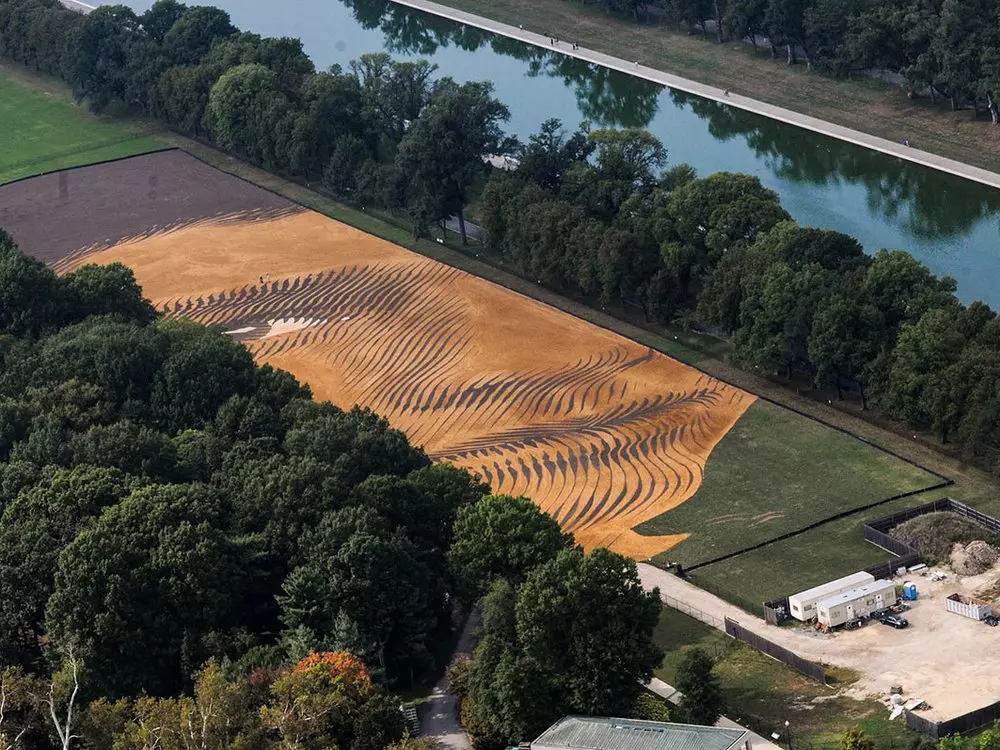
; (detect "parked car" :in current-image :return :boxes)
[881,614,909,629]
[984,615,999,627]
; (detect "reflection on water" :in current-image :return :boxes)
[667,90,1000,241]
[95,0,1000,304]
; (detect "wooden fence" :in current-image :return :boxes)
[906,698,1000,738]
[724,617,827,684]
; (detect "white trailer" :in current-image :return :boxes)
[817,580,897,628]
[946,593,993,621]
[788,572,875,621]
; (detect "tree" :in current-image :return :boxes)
[675,648,722,725]
[563,128,667,220]
[284,405,429,486]
[734,261,836,376]
[45,483,243,697]
[724,0,768,50]
[261,651,403,750]
[840,727,876,750]
[62,5,141,111]
[162,5,235,65]
[85,659,267,750]
[0,232,62,337]
[517,118,594,191]
[448,495,574,599]
[58,263,157,325]
[0,467,133,663]
[140,0,187,44]
[205,63,295,170]
[807,289,884,403]
[467,549,662,743]
[279,506,441,681]
[514,548,663,715]
[150,319,257,433]
[394,78,510,242]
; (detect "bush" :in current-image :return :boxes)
[632,691,671,722]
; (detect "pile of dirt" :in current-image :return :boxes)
[891,512,988,562]
[951,541,1000,576]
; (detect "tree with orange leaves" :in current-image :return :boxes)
[261,651,403,750]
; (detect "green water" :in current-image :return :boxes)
[102,0,1000,306]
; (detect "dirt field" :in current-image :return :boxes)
[1,150,755,558]
[642,562,1000,723]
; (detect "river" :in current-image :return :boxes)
[97,0,1000,306]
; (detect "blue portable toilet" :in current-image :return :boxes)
[902,582,917,601]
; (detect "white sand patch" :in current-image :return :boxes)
[263,317,327,338]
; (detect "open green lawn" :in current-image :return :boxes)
[654,607,916,749]
[637,400,941,572]
[0,74,164,184]
[688,485,1000,606]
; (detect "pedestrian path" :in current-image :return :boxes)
[389,0,1000,191]
[646,677,784,750]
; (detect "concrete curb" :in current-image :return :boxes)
[389,0,1000,191]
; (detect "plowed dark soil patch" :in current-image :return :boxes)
[0,150,299,265]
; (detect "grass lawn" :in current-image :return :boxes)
[0,73,164,184]
[636,400,941,570]
[429,0,1000,175]
[687,484,1000,606]
[654,607,917,748]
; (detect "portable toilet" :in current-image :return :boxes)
[902,582,917,601]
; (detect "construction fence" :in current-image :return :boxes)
[724,617,827,684]
[906,698,1000,739]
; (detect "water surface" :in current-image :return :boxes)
[99,0,1000,305]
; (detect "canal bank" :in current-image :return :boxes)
[389,0,1000,192]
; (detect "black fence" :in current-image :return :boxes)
[724,617,827,684]
[861,553,921,581]
[906,698,1000,738]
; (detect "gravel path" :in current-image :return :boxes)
[389,0,1000,191]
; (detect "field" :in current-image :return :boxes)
[1,149,755,558]
[636,401,941,569]
[0,73,164,184]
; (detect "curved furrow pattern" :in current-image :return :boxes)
[153,254,754,559]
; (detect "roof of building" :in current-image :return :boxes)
[531,716,748,750]
[788,571,874,604]
[817,579,894,610]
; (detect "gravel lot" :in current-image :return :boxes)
[641,562,1000,722]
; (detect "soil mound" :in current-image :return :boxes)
[892,512,986,561]
[951,540,1000,576]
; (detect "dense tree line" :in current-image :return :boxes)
[0,230,665,746]
[483,118,1000,470]
[0,0,510,241]
[562,0,1000,122]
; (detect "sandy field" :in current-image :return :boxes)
[2,150,755,558]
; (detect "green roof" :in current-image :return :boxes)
[532,716,748,750]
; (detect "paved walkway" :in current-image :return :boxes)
[647,677,784,750]
[419,610,480,750]
[389,0,1000,191]
[59,0,95,12]
[638,563,755,633]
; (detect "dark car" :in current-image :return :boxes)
[984,615,999,627]
[881,614,909,629]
